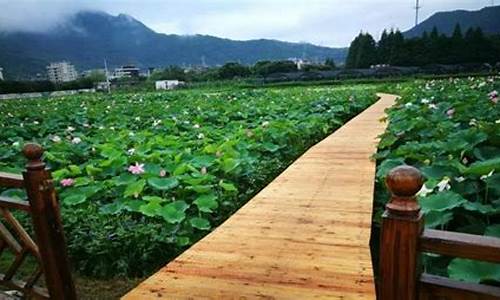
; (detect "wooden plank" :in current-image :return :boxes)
[0,221,22,254]
[0,208,39,256]
[123,93,397,299]
[0,172,24,188]
[420,273,500,300]
[421,229,500,264]
[0,196,31,212]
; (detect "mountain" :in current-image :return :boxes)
[404,5,500,38]
[0,11,347,79]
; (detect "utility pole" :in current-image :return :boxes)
[103,59,111,93]
[201,56,207,68]
[415,0,421,26]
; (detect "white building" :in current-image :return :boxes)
[155,80,185,90]
[47,62,78,83]
[288,58,312,70]
[0,67,3,80]
[96,81,111,92]
[113,65,140,78]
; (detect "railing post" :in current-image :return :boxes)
[379,165,424,300]
[22,143,77,299]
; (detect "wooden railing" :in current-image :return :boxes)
[379,165,500,300]
[0,143,76,299]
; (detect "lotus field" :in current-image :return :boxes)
[0,86,377,277]
[375,76,500,284]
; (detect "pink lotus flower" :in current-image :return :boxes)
[128,162,145,175]
[489,90,498,104]
[60,178,75,187]
[446,108,455,118]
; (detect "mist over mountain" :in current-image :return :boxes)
[404,5,500,38]
[0,11,347,79]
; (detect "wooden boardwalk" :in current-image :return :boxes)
[123,93,398,300]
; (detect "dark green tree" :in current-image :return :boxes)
[218,62,251,79]
[346,33,377,68]
[151,65,187,81]
[377,29,390,64]
[447,23,466,64]
[324,58,336,69]
[252,60,297,76]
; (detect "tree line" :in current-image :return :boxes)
[346,25,500,69]
[150,59,337,82]
[0,77,98,94]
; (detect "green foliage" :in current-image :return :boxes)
[218,62,251,80]
[448,259,500,283]
[0,85,377,277]
[324,58,336,69]
[374,76,500,283]
[347,26,500,68]
[345,32,378,68]
[148,177,179,191]
[0,76,104,94]
[252,60,298,76]
[150,65,187,81]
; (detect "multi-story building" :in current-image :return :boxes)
[46,62,78,83]
[113,65,140,78]
[0,67,4,81]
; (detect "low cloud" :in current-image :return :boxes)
[0,0,93,32]
[0,0,491,46]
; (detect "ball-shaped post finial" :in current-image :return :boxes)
[386,165,423,197]
[385,165,423,217]
[22,143,45,170]
[23,143,44,161]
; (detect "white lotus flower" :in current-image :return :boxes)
[51,135,61,143]
[71,137,82,144]
[437,177,451,192]
[418,184,434,197]
[127,148,136,156]
[428,104,438,109]
[455,176,465,183]
[421,99,430,104]
[480,170,494,180]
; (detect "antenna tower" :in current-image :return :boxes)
[415,0,421,26]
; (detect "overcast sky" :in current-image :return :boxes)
[0,0,494,47]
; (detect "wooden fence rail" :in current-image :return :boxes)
[379,165,500,300]
[0,143,76,299]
